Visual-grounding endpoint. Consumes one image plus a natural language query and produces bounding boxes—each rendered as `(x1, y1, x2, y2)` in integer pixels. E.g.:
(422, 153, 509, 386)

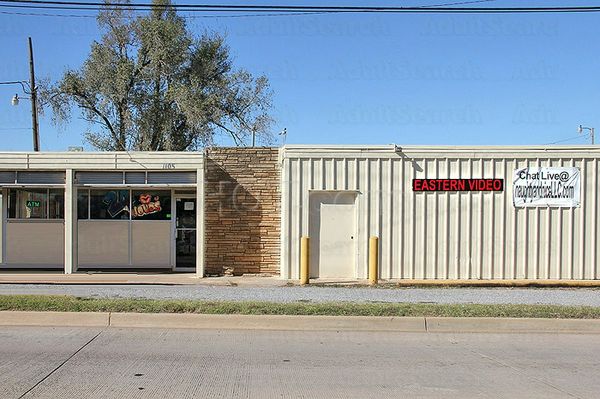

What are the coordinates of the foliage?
(41, 0, 273, 150)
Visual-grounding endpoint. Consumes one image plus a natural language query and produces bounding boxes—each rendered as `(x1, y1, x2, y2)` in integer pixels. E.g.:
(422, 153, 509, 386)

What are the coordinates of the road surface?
(1, 326, 599, 398)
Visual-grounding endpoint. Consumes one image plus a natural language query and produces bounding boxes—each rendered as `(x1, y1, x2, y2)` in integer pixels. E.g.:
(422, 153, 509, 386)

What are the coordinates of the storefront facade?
(1, 145, 600, 281)
(0, 152, 204, 275)
(280, 145, 600, 281)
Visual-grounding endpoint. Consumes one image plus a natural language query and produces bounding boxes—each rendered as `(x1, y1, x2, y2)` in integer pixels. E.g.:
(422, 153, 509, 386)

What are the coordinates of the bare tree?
(42, 0, 273, 150)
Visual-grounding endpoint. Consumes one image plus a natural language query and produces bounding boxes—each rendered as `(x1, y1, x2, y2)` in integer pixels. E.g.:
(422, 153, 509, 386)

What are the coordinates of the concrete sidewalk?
(2, 311, 600, 334)
(2, 272, 600, 287)
(0, 272, 288, 286)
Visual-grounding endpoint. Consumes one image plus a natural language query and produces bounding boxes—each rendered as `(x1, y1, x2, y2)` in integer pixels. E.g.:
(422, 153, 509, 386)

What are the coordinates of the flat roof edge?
(281, 144, 600, 151)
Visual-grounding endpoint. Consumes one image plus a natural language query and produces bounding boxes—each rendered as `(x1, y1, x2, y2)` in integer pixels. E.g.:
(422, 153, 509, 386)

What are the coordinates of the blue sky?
(0, 1, 599, 151)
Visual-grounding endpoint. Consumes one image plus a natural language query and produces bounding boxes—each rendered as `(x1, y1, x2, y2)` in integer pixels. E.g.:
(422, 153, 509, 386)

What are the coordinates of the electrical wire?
(0, 0, 501, 18)
(1, 1, 600, 14)
(546, 134, 590, 145)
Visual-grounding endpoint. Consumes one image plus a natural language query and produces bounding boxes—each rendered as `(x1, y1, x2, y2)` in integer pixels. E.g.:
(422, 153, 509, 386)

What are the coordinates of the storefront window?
(7, 188, 64, 219)
(49, 189, 64, 219)
(131, 191, 171, 220)
(89, 190, 130, 220)
(77, 190, 89, 219)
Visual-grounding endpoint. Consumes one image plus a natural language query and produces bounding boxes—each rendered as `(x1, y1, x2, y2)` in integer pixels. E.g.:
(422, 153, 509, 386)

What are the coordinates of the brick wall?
(204, 148, 280, 276)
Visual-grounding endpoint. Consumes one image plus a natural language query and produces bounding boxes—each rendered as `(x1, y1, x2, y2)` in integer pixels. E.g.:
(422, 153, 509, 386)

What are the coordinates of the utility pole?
(28, 37, 40, 152)
(578, 125, 595, 145)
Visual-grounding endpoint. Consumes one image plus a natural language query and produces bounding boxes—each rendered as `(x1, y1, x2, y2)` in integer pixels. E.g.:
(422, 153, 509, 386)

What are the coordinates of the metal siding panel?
(125, 172, 146, 184)
(448, 159, 460, 279)
(397, 158, 405, 279)
(359, 158, 369, 277)
(292, 158, 301, 279)
(583, 159, 593, 279)
(17, 171, 66, 184)
(76, 172, 123, 184)
(499, 159, 508, 279)
(384, 159, 393, 279)
(301, 158, 310, 240)
(594, 159, 599, 279)
(282, 147, 600, 281)
(335, 159, 345, 190)
(0, 171, 16, 184)
(147, 172, 196, 184)
(281, 159, 290, 279)
(416, 159, 427, 279)
(347, 159, 357, 191)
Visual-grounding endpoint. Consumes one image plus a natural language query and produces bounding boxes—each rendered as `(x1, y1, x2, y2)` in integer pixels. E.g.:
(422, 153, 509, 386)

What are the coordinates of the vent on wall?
(75, 172, 123, 184)
(0, 171, 66, 184)
(75, 171, 196, 185)
(147, 172, 197, 184)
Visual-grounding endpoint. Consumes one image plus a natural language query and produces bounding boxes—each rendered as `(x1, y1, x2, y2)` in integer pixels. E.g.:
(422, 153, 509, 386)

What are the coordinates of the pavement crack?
(467, 348, 582, 399)
(17, 330, 104, 399)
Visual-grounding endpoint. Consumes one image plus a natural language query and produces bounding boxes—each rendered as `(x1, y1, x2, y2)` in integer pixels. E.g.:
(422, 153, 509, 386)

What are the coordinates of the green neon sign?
(26, 200, 41, 208)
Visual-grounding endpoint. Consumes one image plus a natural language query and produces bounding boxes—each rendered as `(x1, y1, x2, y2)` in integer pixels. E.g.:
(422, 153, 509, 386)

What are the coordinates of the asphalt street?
(1, 326, 599, 398)
(1, 284, 600, 305)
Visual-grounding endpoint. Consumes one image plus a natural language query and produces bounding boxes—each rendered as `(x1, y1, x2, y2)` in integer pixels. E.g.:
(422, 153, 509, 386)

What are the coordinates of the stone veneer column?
(204, 148, 281, 276)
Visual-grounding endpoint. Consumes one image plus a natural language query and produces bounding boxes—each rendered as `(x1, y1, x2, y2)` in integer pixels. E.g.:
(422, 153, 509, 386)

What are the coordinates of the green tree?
(43, 0, 273, 151)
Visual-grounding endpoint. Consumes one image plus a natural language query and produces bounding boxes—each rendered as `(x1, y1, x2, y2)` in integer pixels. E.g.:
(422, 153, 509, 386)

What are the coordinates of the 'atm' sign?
(413, 178, 504, 192)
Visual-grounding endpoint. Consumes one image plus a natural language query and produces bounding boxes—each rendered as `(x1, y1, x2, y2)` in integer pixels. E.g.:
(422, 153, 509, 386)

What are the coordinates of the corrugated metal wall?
(281, 146, 600, 280)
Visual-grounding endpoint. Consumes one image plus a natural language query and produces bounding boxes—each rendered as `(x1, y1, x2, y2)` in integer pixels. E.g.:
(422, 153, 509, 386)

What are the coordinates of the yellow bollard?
(369, 236, 378, 285)
(300, 236, 310, 285)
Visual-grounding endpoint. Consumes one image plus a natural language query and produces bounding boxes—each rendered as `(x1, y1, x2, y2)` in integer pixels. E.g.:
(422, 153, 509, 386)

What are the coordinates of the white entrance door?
(309, 192, 357, 278)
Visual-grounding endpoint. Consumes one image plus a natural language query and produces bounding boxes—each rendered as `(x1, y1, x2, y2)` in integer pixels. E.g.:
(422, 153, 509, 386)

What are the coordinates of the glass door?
(174, 197, 196, 270)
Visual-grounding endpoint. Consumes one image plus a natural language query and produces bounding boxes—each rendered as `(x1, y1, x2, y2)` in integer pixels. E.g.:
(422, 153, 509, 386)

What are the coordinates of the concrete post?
(64, 169, 75, 274)
(0, 189, 4, 264)
(369, 236, 378, 285)
(300, 236, 309, 285)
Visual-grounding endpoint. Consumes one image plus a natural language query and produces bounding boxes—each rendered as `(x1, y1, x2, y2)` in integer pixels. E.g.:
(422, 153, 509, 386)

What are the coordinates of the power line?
(1, 1, 600, 14)
(0, 9, 332, 17)
(0, 1, 501, 17)
(546, 134, 590, 145)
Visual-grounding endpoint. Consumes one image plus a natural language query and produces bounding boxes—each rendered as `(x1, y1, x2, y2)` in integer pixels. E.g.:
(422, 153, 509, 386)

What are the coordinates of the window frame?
(77, 188, 173, 221)
(7, 188, 65, 220)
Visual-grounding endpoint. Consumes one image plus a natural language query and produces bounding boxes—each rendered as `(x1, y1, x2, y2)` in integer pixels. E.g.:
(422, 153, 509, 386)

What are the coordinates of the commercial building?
(0, 145, 598, 281)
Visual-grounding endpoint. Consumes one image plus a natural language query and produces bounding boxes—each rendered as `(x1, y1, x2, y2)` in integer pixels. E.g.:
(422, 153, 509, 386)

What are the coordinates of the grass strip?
(1, 295, 600, 318)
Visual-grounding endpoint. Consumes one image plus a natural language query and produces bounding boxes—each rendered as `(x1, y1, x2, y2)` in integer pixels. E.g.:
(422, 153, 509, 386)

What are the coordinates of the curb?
(0, 280, 600, 289)
(2, 311, 600, 333)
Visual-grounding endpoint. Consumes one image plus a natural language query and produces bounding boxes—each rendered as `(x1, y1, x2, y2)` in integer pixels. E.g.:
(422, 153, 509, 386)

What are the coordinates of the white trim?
(64, 169, 74, 274)
(0, 189, 4, 265)
(196, 167, 204, 278)
(279, 157, 289, 279)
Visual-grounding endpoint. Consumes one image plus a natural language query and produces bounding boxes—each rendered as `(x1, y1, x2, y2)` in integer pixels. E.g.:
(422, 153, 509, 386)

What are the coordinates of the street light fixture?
(578, 125, 595, 145)
(0, 37, 40, 151)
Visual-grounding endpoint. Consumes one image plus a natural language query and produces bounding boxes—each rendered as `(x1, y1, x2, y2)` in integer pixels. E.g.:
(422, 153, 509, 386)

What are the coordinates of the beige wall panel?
(131, 221, 171, 267)
(282, 145, 600, 280)
(78, 221, 129, 266)
(5, 222, 64, 265)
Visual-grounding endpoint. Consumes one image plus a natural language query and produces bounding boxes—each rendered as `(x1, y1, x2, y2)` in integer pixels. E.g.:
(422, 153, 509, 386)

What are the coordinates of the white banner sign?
(513, 167, 580, 208)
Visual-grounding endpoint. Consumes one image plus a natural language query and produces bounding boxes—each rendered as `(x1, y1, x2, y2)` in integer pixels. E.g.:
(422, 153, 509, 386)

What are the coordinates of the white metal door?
(309, 192, 357, 278)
